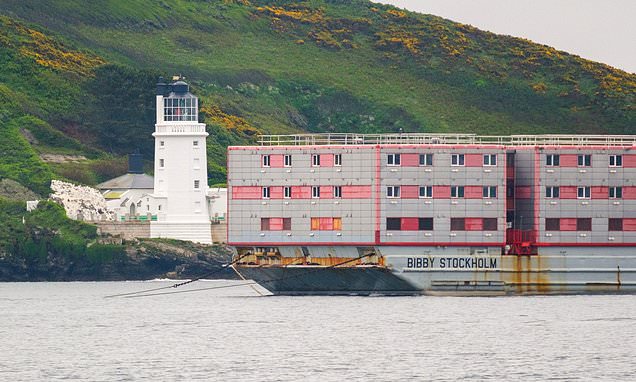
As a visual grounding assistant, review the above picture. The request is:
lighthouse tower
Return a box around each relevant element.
[150,77,212,244]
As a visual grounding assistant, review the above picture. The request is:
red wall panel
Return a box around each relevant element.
[623,154,636,168]
[560,186,578,199]
[560,218,577,231]
[270,154,284,168]
[320,154,334,167]
[269,218,284,230]
[591,186,608,199]
[465,218,483,231]
[465,186,484,199]
[623,186,636,200]
[433,185,451,198]
[232,186,261,199]
[269,186,284,199]
[560,154,578,167]
[401,154,419,167]
[342,185,372,199]
[291,186,311,199]
[320,186,333,199]
[624,218,636,231]
[401,217,419,231]
[401,185,419,199]
[465,154,483,167]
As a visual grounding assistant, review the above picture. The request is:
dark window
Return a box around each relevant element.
[451,186,464,198]
[418,218,434,230]
[419,153,433,166]
[262,155,270,167]
[450,218,465,231]
[261,218,270,231]
[609,187,622,199]
[577,218,592,231]
[609,218,623,231]
[546,218,560,231]
[609,155,622,167]
[312,154,320,167]
[578,154,591,167]
[334,154,342,166]
[386,218,401,231]
[451,154,465,166]
[387,154,401,166]
[284,155,292,167]
[282,218,292,231]
[483,218,498,231]
[546,154,560,166]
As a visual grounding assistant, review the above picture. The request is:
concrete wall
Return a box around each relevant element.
[94,221,151,240]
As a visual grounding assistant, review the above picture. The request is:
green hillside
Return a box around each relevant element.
[0,0,634,261]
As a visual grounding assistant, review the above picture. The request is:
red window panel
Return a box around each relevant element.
[433,185,451,198]
[342,185,372,198]
[232,186,261,199]
[291,186,312,199]
[559,186,578,199]
[515,186,531,199]
[464,186,483,199]
[320,154,334,167]
[269,154,284,168]
[623,187,636,200]
[320,186,333,199]
[591,186,609,199]
[401,185,419,199]
[623,154,636,168]
[560,218,578,231]
[465,217,483,231]
[401,217,419,231]
[401,153,419,167]
[559,154,578,167]
[465,154,483,167]
[269,218,284,231]
[624,218,636,231]
[269,186,284,199]
[319,217,333,230]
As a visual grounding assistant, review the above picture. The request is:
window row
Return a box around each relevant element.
[387,153,497,167]
[545,154,624,167]
[545,218,636,231]
[387,186,497,199]
[260,217,342,231]
[163,97,197,122]
[262,186,343,199]
[386,217,498,231]
[262,154,342,168]
[545,186,624,199]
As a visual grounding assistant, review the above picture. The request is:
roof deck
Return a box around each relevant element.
[257,133,636,147]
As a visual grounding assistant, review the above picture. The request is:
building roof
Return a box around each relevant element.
[96,173,154,190]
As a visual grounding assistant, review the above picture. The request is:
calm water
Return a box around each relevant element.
[1,281,635,381]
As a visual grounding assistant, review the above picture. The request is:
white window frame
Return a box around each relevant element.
[483,186,497,198]
[546,186,560,198]
[262,155,270,167]
[577,154,591,167]
[262,186,270,199]
[419,186,433,198]
[609,186,622,199]
[419,153,433,166]
[312,154,321,167]
[312,186,320,198]
[284,186,292,199]
[334,186,342,198]
[577,186,590,199]
[451,154,465,166]
[284,154,292,167]
[387,186,400,198]
[334,154,342,166]
[609,154,623,167]
[546,154,560,166]
[483,154,497,166]
[387,153,401,166]
[451,186,465,198]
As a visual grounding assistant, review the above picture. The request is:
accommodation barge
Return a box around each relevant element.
[228,133,636,295]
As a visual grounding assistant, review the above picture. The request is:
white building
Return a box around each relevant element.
[148,77,213,244]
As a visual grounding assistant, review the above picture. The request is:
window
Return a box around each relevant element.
[334,186,342,198]
[609,155,622,167]
[262,155,270,167]
[419,186,433,198]
[333,218,342,231]
[283,218,292,231]
[609,187,623,199]
[418,218,434,230]
[483,186,497,198]
[261,218,270,231]
[194,180,200,189]
[387,186,400,198]
[163,96,197,122]
[262,187,270,199]
[284,154,292,167]
[386,218,401,231]
[577,218,592,231]
[450,218,465,231]
[451,186,465,198]
[311,217,341,231]
[160,141,165,147]
[451,154,465,166]
[546,186,560,198]
[312,186,320,198]
[158,205,162,211]
[483,154,497,166]
[159,159,165,168]
[483,218,498,231]
[577,186,591,199]
[578,154,591,167]
[387,153,401,166]
[334,154,342,166]
[193,140,199,146]
[609,218,623,231]
[312,154,321,167]
[545,218,560,231]
[284,186,292,199]
[419,153,433,166]
[546,154,560,166]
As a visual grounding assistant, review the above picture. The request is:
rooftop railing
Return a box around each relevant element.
[257,133,636,147]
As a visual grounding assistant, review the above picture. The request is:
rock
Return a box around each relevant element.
[49,180,116,221]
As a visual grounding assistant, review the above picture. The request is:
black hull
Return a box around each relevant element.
[234,266,420,296]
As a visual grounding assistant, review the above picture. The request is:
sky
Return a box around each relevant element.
[378,0,636,73]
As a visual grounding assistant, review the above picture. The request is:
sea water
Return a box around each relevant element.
[1,281,635,381]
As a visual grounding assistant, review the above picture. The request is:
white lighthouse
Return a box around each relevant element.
[149,76,212,244]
